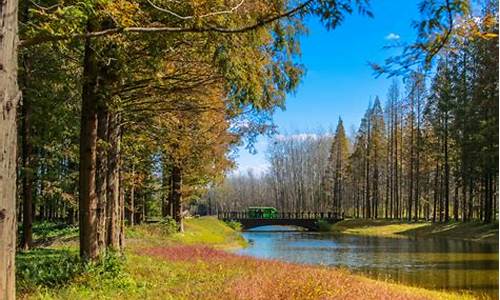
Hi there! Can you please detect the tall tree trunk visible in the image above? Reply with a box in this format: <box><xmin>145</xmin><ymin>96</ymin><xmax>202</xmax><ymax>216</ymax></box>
<box><xmin>461</xmin><ymin>179</ymin><xmax>466</xmax><ymax>221</ymax></box>
<box><xmin>0</xmin><ymin>0</ymin><xmax>19</xmax><ymax>297</ymax></box>
<box><xmin>96</xmin><ymin>108</ymin><xmax>108</xmax><ymax>254</ymax></box>
<box><xmin>399</xmin><ymin>111</ymin><xmax>404</xmax><ymax>220</ymax></box>
<box><xmin>444</xmin><ymin>112</ymin><xmax>450</xmax><ymax>222</ymax></box>
<box><xmin>79</xmin><ymin>21</ymin><xmax>100</xmax><ymax>261</ymax></box>
<box><xmin>106</xmin><ymin>111</ymin><xmax>121</xmax><ymax>250</ymax></box>
<box><xmin>119</xmin><ymin>157</ymin><xmax>125</xmax><ymax>251</ymax></box>
<box><xmin>20</xmin><ymin>93</ymin><xmax>33</xmax><ymax>250</ymax></box>
<box><xmin>385</xmin><ymin>139</ymin><xmax>390</xmax><ymax>219</ymax></box>
<box><xmin>129</xmin><ymin>164</ymin><xmax>135</xmax><ymax>226</ymax></box>
<box><xmin>433</xmin><ymin>162</ymin><xmax>439</xmax><ymax>222</ymax></box>
<box><xmin>453</xmin><ymin>179</ymin><xmax>459</xmax><ymax>221</ymax></box>
<box><xmin>365</xmin><ymin>120</ymin><xmax>371</xmax><ymax>219</ymax></box>
<box><xmin>415</xmin><ymin>125</ymin><xmax>420</xmax><ymax>221</ymax></box>
<box><xmin>162</xmin><ymin>161</ymin><xmax>172</xmax><ymax>218</ymax></box>
<box><xmin>408</xmin><ymin>105</ymin><xmax>414</xmax><ymax>222</ymax></box>
<box><xmin>468</xmin><ymin>179</ymin><xmax>474</xmax><ymax>221</ymax></box>
<box><xmin>172</xmin><ymin>165</ymin><xmax>183</xmax><ymax>232</ymax></box>
<box><xmin>19</xmin><ymin>0</ymin><xmax>32</xmax><ymax>251</ymax></box>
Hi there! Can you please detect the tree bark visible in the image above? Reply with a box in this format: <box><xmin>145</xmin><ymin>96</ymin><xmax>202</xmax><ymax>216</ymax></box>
<box><xmin>172</xmin><ymin>165</ymin><xmax>183</xmax><ymax>232</ymax></box>
<box><xmin>0</xmin><ymin>0</ymin><xmax>19</xmax><ymax>297</ymax></box>
<box><xmin>19</xmin><ymin>0</ymin><xmax>33</xmax><ymax>251</ymax></box>
<box><xmin>96</xmin><ymin>108</ymin><xmax>108</xmax><ymax>254</ymax></box>
<box><xmin>444</xmin><ymin>112</ymin><xmax>450</xmax><ymax>222</ymax></box>
<box><xmin>106</xmin><ymin>111</ymin><xmax>121</xmax><ymax>250</ymax></box>
<box><xmin>129</xmin><ymin>163</ymin><xmax>135</xmax><ymax>225</ymax></box>
<box><xmin>162</xmin><ymin>161</ymin><xmax>172</xmax><ymax>218</ymax></box>
<box><xmin>365</xmin><ymin>118</ymin><xmax>371</xmax><ymax>219</ymax></box>
<box><xmin>119</xmin><ymin>155</ymin><xmax>125</xmax><ymax>251</ymax></box>
<box><xmin>20</xmin><ymin>91</ymin><xmax>33</xmax><ymax>250</ymax></box>
<box><xmin>79</xmin><ymin>20</ymin><xmax>100</xmax><ymax>261</ymax></box>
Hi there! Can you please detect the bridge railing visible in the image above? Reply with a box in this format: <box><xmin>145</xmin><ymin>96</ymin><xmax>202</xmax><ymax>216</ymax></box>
<box><xmin>217</xmin><ymin>211</ymin><xmax>343</xmax><ymax>220</ymax></box>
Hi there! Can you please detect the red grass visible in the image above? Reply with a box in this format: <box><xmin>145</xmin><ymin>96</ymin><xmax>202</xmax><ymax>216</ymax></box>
<box><xmin>142</xmin><ymin>245</ymin><xmax>236</xmax><ymax>262</ymax></box>
<box><xmin>141</xmin><ymin>245</ymin><xmax>440</xmax><ymax>300</ymax></box>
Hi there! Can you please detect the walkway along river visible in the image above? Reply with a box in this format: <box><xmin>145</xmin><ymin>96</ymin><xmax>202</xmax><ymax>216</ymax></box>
<box><xmin>237</xmin><ymin>227</ymin><xmax>499</xmax><ymax>299</ymax></box>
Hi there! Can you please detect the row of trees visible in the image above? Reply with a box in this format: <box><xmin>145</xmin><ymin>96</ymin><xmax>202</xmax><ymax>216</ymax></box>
<box><xmin>0</xmin><ymin>0</ymin><xmax>492</xmax><ymax>298</ymax></box>
<box><xmin>208</xmin><ymin>133</ymin><xmax>331</xmax><ymax>212</ymax></box>
<box><xmin>209</xmin><ymin>4</ymin><xmax>498</xmax><ymax>223</ymax></box>
<box><xmin>14</xmin><ymin>0</ymin><xmax>322</xmax><ymax>257</ymax></box>
<box><xmin>0</xmin><ymin>0</ymin><xmax>384</xmax><ymax>298</ymax></box>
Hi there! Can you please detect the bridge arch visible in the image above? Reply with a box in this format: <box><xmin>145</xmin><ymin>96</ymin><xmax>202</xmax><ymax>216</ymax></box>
<box><xmin>240</xmin><ymin>219</ymin><xmax>320</xmax><ymax>231</ymax></box>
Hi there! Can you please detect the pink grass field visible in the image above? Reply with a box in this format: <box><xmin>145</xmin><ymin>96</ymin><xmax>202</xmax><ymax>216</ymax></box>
<box><xmin>141</xmin><ymin>245</ymin><xmax>468</xmax><ymax>300</ymax></box>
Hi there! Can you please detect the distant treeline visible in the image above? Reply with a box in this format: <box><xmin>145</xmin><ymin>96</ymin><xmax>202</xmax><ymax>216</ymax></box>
<box><xmin>209</xmin><ymin>13</ymin><xmax>499</xmax><ymax>223</ymax></box>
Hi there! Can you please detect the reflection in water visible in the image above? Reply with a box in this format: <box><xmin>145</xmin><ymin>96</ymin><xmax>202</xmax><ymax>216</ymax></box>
<box><xmin>238</xmin><ymin>226</ymin><xmax>499</xmax><ymax>298</ymax></box>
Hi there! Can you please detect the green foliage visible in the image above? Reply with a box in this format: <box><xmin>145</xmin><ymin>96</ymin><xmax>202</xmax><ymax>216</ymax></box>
<box><xmin>16</xmin><ymin>248</ymin><xmax>135</xmax><ymax>295</ymax></box>
<box><xmin>224</xmin><ymin>220</ymin><xmax>242</xmax><ymax>231</ymax></box>
<box><xmin>315</xmin><ymin>219</ymin><xmax>334</xmax><ymax>232</ymax></box>
<box><xmin>83</xmin><ymin>251</ymin><xmax>136</xmax><ymax>290</ymax></box>
<box><xmin>31</xmin><ymin>221</ymin><xmax>79</xmax><ymax>241</ymax></box>
<box><xmin>158</xmin><ymin>217</ymin><xmax>179</xmax><ymax>235</ymax></box>
<box><xmin>126</xmin><ymin>217</ymin><xmax>178</xmax><ymax>241</ymax></box>
<box><xmin>16</xmin><ymin>248</ymin><xmax>82</xmax><ymax>292</ymax></box>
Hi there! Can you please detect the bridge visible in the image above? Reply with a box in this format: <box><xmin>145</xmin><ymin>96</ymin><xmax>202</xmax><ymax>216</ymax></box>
<box><xmin>217</xmin><ymin>211</ymin><xmax>343</xmax><ymax>231</ymax></box>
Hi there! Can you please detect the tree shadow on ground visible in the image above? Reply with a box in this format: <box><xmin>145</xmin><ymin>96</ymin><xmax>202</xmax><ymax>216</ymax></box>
<box><xmin>396</xmin><ymin>222</ymin><xmax>499</xmax><ymax>243</ymax></box>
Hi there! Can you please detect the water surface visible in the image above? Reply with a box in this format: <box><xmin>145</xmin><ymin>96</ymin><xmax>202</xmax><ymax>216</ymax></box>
<box><xmin>238</xmin><ymin>226</ymin><xmax>499</xmax><ymax>298</ymax></box>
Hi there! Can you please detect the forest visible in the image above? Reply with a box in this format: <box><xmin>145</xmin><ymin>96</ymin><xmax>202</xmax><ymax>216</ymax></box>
<box><xmin>0</xmin><ymin>0</ymin><xmax>497</xmax><ymax>299</ymax></box>
<box><xmin>209</xmin><ymin>3</ymin><xmax>499</xmax><ymax>224</ymax></box>
<box><xmin>210</xmin><ymin>26</ymin><xmax>499</xmax><ymax>222</ymax></box>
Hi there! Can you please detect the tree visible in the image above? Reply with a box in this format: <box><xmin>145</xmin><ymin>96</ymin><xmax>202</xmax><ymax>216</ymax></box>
<box><xmin>369</xmin><ymin>97</ymin><xmax>386</xmax><ymax>219</ymax></box>
<box><xmin>0</xmin><ymin>0</ymin><xmax>19</xmax><ymax>298</ymax></box>
<box><xmin>324</xmin><ymin>118</ymin><xmax>350</xmax><ymax>214</ymax></box>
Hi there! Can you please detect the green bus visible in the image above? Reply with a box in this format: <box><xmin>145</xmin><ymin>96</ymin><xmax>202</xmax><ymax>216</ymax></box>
<box><xmin>247</xmin><ymin>207</ymin><xmax>278</xmax><ymax>219</ymax></box>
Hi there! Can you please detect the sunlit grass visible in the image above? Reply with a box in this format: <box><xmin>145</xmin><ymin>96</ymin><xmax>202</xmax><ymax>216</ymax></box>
<box><xmin>126</xmin><ymin>217</ymin><xmax>248</xmax><ymax>249</ymax></box>
<box><xmin>342</xmin><ymin>222</ymin><xmax>429</xmax><ymax>237</ymax></box>
<box><xmin>169</xmin><ymin>217</ymin><xmax>248</xmax><ymax>249</ymax></box>
<box><xmin>331</xmin><ymin>219</ymin><xmax>499</xmax><ymax>243</ymax></box>
<box><xmin>124</xmin><ymin>245</ymin><xmax>476</xmax><ymax>300</ymax></box>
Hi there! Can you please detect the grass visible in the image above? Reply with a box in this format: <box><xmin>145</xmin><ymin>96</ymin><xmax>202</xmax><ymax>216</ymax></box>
<box><xmin>126</xmin><ymin>217</ymin><xmax>248</xmax><ymax>249</ymax></box>
<box><xmin>17</xmin><ymin>217</ymin><xmax>483</xmax><ymax>299</ymax></box>
<box><xmin>125</xmin><ymin>245</ymin><xmax>476</xmax><ymax>300</ymax></box>
<box><xmin>330</xmin><ymin>219</ymin><xmax>499</xmax><ymax>243</ymax></box>
<box><xmin>22</xmin><ymin>221</ymin><xmax>79</xmax><ymax>247</ymax></box>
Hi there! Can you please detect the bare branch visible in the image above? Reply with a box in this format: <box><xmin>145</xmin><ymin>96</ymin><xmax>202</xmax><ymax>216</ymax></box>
<box><xmin>146</xmin><ymin>0</ymin><xmax>246</xmax><ymax>20</ymax></box>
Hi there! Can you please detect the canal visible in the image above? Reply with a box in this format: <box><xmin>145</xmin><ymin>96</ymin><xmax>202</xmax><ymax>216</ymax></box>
<box><xmin>238</xmin><ymin>227</ymin><xmax>499</xmax><ymax>299</ymax></box>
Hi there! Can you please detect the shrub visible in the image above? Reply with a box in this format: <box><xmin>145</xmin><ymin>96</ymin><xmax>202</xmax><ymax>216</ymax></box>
<box><xmin>16</xmin><ymin>248</ymin><xmax>136</xmax><ymax>293</ymax></box>
<box><xmin>315</xmin><ymin>219</ymin><xmax>333</xmax><ymax>232</ymax></box>
<box><xmin>159</xmin><ymin>217</ymin><xmax>178</xmax><ymax>234</ymax></box>
<box><xmin>83</xmin><ymin>251</ymin><xmax>136</xmax><ymax>289</ymax></box>
<box><xmin>225</xmin><ymin>221</ymin><xmax>242</xmax><ymax>231</ymax></box>
<box><xmin>16</xmin><ymin>248</ymin><xmax>83</xmax><ymax>292</ymax></box>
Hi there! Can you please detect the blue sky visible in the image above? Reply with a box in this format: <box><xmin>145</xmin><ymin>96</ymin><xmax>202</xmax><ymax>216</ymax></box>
<box><xmin>235</xmin><ymin>1</ymin><xmax>420</xmax><ymax>175</ymax></box>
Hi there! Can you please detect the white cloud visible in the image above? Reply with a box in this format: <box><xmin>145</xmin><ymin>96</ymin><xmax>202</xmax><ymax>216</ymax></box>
<box><xmin>275</xmin><ymin>133</ymin><xmax>319</xmax><ymax>141</ymax></box>
<box><xmin>385</xmin><ymin>33</ymin><xmax>400</xmax><ymax>41</ymax></box>
<box><xmin>231</xmin><ymin>163</ymin><xmax>269</xmax><ymax>177</ymax></box>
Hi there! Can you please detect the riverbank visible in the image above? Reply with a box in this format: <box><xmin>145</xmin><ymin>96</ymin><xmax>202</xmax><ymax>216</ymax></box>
<box><xmin>18</xmin><ymin>217</ymin><xmax>478</xmax><ymax>299</ymax></box>
<box><xmin>328</xmin><ymin>219</ymin><xmax>499</xmax><ymax>243</ymax></box>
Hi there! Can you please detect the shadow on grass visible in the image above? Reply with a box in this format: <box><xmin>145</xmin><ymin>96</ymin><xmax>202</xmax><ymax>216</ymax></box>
<box><xmin>337</xmin><ymin>219</ymin><xmax>405</xmax><ymax>228</ymax></box>
<box><xmin>30</xmin><ymin>222</ymin><xmax>79</xmax><ymax>247</ymax></box>
<box><xmin>16</xmin><ymin>248</ymin><xmax>83</xmax><ymax>292</ymax></box>
<box><xmin>396</xmin><ymin>222</ymin><xmax>499</xmax><ymax>243</ymax></box>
